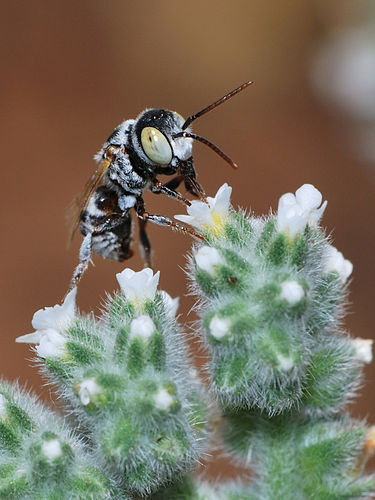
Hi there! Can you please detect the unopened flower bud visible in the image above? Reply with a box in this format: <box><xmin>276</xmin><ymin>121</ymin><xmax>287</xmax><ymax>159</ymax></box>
<box><xmin>280</xmin><ymin>280</ymin><xmax>305</xmax><ymax>305</ymax></box>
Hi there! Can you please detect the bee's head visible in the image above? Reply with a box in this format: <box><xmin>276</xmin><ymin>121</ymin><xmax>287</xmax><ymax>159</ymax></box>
<box><xmin>132</xmin><ymin>109</ymin><xmax>193</xmax><ymax>169</ymax></box>
<box><xmin>131</xmin><ymin>81</ymin><xmax>253</xmax><ymax>172</ymax></box>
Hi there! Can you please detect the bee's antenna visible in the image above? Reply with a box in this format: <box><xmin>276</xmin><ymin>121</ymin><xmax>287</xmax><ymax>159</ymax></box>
<box><xmin>182</xmin><ymin>81</ymin><xmax>253</xmax><ymax>131</ymax></box>
<box><xmin>173</xmin><ymin>131</ymin><xmax>238</xmax><ymax>170</ymax></box>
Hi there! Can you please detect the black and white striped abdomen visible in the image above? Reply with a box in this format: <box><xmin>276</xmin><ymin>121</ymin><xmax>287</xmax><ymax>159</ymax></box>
<box><xmin>80</xmin><ymin>186</ymin><xmax>134</xmax><ymax>262</ymax></box>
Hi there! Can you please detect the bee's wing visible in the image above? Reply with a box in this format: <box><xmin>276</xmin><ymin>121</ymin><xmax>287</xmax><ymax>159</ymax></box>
<box><xmin>66</xmin><ymin>156</ymin><xmax>112</xmax><ymax>245</ymax></box>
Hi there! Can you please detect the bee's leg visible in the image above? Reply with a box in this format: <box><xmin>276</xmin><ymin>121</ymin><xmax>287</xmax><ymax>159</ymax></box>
<box><xmin>179</xmin><ymin>159</ymin><xmax>207</xmax><ymax>200</ymax></box>
<box><xmin>163</xmin><ymin>175</ymin><xmax>202</xmax><ymax>200</ymax></box>
<box><xmin>151</xmin><ymin>179</ymin><xmax>191</xmax><ymax>207</ymax></box>
<box><xmin>67</xmin><ymin>213</ymin><xmax>127</xmax><ymax>294</ymax></box>
<box><xmin>163</xmin><ymin>175</ymin><xmax>184</xmax><ymax>192</ymax></box>
<box><xmin>135</xmin><ymin>201</ymin><xmax>205</xmax><ymax>241</ymax></box>
<box><xmin>67</xmin><ymin>233</ymin><xmax>93</xmax><ymax>293</ymax></box>
<box><xmin>138</xmin><ymin>218</ymin><xmax>153</xmax><ymax>268</ymax></box>
<box><xmin>164</xmin><ymin>175</ymin><xmax>206</xmax><ymax>201</ymax></box>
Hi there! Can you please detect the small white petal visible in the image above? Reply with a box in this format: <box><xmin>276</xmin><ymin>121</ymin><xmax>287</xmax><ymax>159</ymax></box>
<box><xmin>129</xmin><ymin>315</ymin><xmax>155</xmax><ymax>341</ymax></box>
<box><xmin>309</xmin><ymin>200</ymin><xmax>327</xmax><ymax>225</ymax></box>
<box><xmin>277</xmin><ymin>193</ymin><xmax>305</xmax><ymax>237</ymax></box>
<box><xmin>159</xmin><ymin>290</ymin><xmax>179</xmax><ymax>318</ymax></box>
<box><xmin>0</xmin><ymin>395</ymin><xmax>7</xmax><ymax>418</ymax></box>
<box><xmin>185</xmin><ymin>200</ymin><xmax>213</xmax><ymax>225</ymax></box>
<box><xmin>281</xmin><ymin>214</ymin><xmax>307</xmax><ymax>238</ymax></box>
<box><xmin>35</xmin><ymin>329</ymin><xmax>67</xmax><ymax>359</ymax></box>
<box><xmin>78</xmin><ymin>378</ymin><xmax>101</xmax><ymax>406</ymax></box>
<box><xmin>16</xmin><ymin>331</ymin><xmax>44</xmax><ymax>344</ymax></box>
<box><xmin>154</xmin><ymin>388</ymin><xmax>174</xmax><ymax>411</ymax></box>
<box><xmin>278</xmin><ymin>192</ymin><xmax>297</xmax><ymax>212</ymax></box>
<box><xmin>116</xmin><ymin>268</ymin><xmax>160</xmax><ymax>306</ymax></box>
<box><xmin>173</xmin><ymin>213</ymin><xmax>199</xmax><ymax>227</ymax></box>
<box><xmin>194</xmin><ymin>246</ymin><xmax>224</xmax><ymax>277</ymax></box>
<box><xmin>209</xmin><ymin>316</ymin><xmax>231</xmax><ymax>340</ymax></box>
<box><xmin>352</xmin><ymin>338</ymin><xmax>373</xmax><ymax>364</ymax></box>
<box><xmin>280</xmin><ymin>280</ymin><xmax>305</xmax><ymax>305</ymax></box>
<box><xmin>32</xmin><ymin>288</ymin><xmax>77</xmax><ymax>332</ymax></box>
<box><xmin>324</xmin><ymin>245</ymin><xmax>353</xmax><ymax>282</ymax></box>
<box><xmin>295</xmin><ymin>184</ymin><xmax>323</xmax><ymax>211</ymax></box>
<box><xmin>42</xmin><ymin>439</ymin><xmax>62</xmax><ymax>460</ymax></box>
<box><xmin>208</xmin><ymin>183</ymin><xmax>232</xmax><ymax>215</ymax></box>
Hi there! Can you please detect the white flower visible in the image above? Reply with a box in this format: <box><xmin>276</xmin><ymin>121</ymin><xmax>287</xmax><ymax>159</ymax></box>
<box><xmin>209</xmin><ymin>316</ymin><xmax>231</xmax><ymax>340</ymax></box>
<box><xmin>324</xmin><ymin>244</ymin><xmax>353</xmax><ymax>282</ymax></box>
<box><xmin>277</xmin><ymin>184</ymin><xmax>327</xmax><ymax>238</ymax></box>
<box><xmin>280</xmin><ymin>280</ymin><xmax>305</xmax><ymax>305</ymax></box>
<box><xmin>42</xmin><ymin>439</ymin><xmax>62</xmax><ymax>460</ymax></box>
<box><xmin>153</xmin><ymin>388</ymin><xmax>174</xmax><ymax>411</ymax></box>
<box><xmin>352</xmin><ymin>338</ymin><xmax>373</xmax><ymax>364</ymax></box>
<box><xmin>175</xmin><ymin>183</ymin><xmax>232</xmax><ymax>236</ymax></box>
<box><xmin>0</xmin><ymin>394</ymin><xmax>7</xmax><ymax>418</ymax></box>
<box><xmin>77</xmin><ymin>378</ymin><xmax>101</xmax><ymax>406</ymax></box>
<box><xmin>34</xmin><ymin>330</ymin><xmax>67</xmax><ymax>359</ymax></box>
<box><xmin>129</xmin><ymin>315</ymin><xmax>155</xmax><ymax>341</ymax></box>
<box><xmin>116</xmin><ymin>268</ymin><xmax>160</xmax><ymax>307</ymax></box>
<box><xmin>194</xmin><ymin>246</ymin><xmax>224</xmax><ymax>277</ymax></box>
<box><xmin>15</xmin><ymin>288</ymin><xmax>77</xmax><ymax>359</ymax></box>
<box><xmin>159</xmin><ymin>290</ymin><xmax>179</xmax><ymax>318</ymax></box>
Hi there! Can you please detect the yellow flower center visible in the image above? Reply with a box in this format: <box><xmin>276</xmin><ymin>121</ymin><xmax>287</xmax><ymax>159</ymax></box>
<box><xmin>202</xmin><ymin>212</ymin><xmax>227</xmax><ymax>237</ymax></box>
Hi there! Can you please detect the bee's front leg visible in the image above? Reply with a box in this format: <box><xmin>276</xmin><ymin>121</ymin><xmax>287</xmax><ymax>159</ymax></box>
<box><xmin>135</xmin><ymin>199</ymin><xmax>205</xmax><ymax>241</ymax></box>
<box><xmin>150</xmin><ymin>178</ymin><xmax>191</xmax><ymax>207</ymax></box>
<box><xmin>178</xmin><ymin>159</ymin><xmax>206</xmax><ymax>200</ymax></box>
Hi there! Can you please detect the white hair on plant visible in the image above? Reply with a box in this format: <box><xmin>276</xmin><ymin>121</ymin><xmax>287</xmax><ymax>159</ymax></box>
<box><xmin>175</xmin><ymin>183</ymin><xmax>232</xmax><ymax>236</ymax></box>
<box><xmin>0</xmin><ymin>394</ymin><xmax>7</xmax><ymax>418</ymax></box>
<box><xmin>116</xmin><ymin>267</ymin><xmax>160</xmax><ymax>308</ymax></box>
<box><xmin>277</xmin><ymin>183</ymin><xmax>327</xmax><ymax>237</ymax></box>
<box><xmin>15</xmin><ymin>288</ymin><xmax>77</xmax><ymax>359</ymax></box>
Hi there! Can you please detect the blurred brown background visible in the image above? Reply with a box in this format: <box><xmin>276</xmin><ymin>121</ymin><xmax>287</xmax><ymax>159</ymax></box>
<box><xmin>1</xmin><ymin>0</ymin><xmax>374</xmax><ymax>479</ymax></box>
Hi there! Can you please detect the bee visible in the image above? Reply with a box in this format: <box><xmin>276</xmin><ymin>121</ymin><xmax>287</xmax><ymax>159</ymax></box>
<box><xmin>67</xmin><ymin>81</ymin><xmax>252</xmax><ymax>290</ymax></box>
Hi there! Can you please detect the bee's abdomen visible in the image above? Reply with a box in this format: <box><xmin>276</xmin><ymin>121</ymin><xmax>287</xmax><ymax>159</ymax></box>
<box><xmin>91</xmin><ymin>217</ymin><xmax>133</xmax><ymax>261</ymax></box>
<box><xmin>80</xmin><ymin>186</ymin><xmax>134</xmax><ymax>262</ymax></box>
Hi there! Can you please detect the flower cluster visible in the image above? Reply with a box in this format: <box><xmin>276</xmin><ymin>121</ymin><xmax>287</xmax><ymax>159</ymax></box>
<box><xmin>7</xmin><ymin>181</ymin><xmax>374</xmax><ymax>500</ymax></box>
<box><xmin>181</xmin><ymin>182</ymin><xmax>374</xmax><ymax>500</ymax></box>
<box><xmin>15</xmin><ymin>267</ymin><xmax>206</xmax><ymax>496</ymax></box>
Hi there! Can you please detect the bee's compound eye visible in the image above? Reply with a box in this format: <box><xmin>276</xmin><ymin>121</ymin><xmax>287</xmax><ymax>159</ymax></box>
<box><xmin>141</xmin><ymin>127</ymin><xmax>172</xmax><ymax>165</ymax></box>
